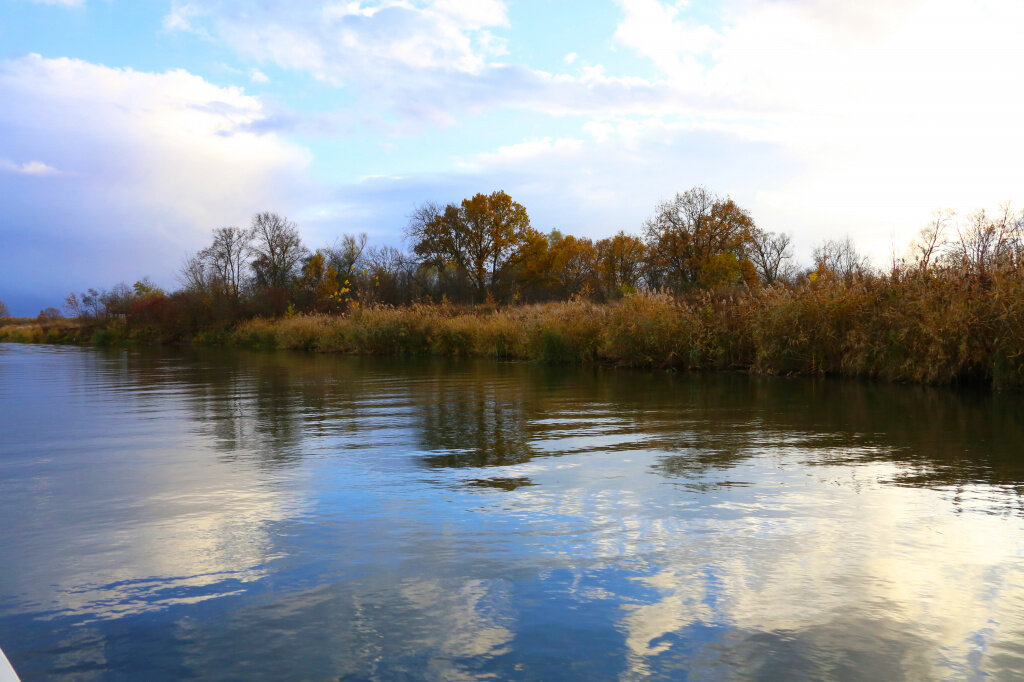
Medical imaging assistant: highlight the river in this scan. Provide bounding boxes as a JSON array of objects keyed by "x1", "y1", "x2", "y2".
[{"x1": 1, "y1": 343, "x2": 1023, "y2": 680}]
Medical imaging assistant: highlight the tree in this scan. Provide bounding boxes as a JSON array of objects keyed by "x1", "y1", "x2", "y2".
[
  {"x1": 812, "y1": 236, "x2": 870, "y2": 281},
  {"x1": 407, "y1": 191, "x2": 533, "y2": 299},
  {"x1": 65, "y1": 288, "x2": 107, "y2": 318},
  {"x1": 179, "y1": 252, "x2": 209, "y2": 292},
  {"x1": 325, "y1": 233, "x2": 368, "y2": 277},
  {"x1": 748, "y1": 227, "x2": 794, "y2": 285},
  {"x1": 200, "y1": 226, "x2": 251, "y2": 298},
  {"x1": 643, "y1": 187, "x2": 757, "y2": 291},
  {"x1": 0, "y1": 298, "x2": 9, "y2": 318},
  {"x1": 249, "y1": 212, "x2": 307, "y2": 289},
  {"x1": 364, "y1": 245, "x2": 416, "y2": 305},
  {"x1": 908, "y1": 211, "x2": 952, "y2": 273},
  {"x1": 596, "y1": 232, "x2": 646, "y2": 297},
  {"x1": 298, "y1": 250, "x2": 344, "y2": 312},
  {"x1": 548, "y1": 233, "x2": 598, "y2": 298},
  {"x1": 483, "y1": 190, "x2": 532, "y2": 283},
  {"x1": 132, "y1": 278, "x2": 163, "y2": 297},
  {"x1": 944, "y1": 205, "x2": 1023, "y2": 277}
]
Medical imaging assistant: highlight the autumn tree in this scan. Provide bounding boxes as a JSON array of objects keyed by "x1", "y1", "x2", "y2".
[
  {"x1": 407, "y1": 191, "x2": 533, "y2": 300},
  {"x1": 249, "y1": 212, "x2": 308, "y2": 289},
  {"x1": 510, "y1": 229, "x2": 555, "y2": 301},
  {"x1": 643, "y1": 187, "x2": 757, "y2": 291},
  {"x1": 298, "y1": 250, "x2": 344, "y2": 312},
  {"x1": 64, "y1": 288, "x2": 106, "y2": 318},
  {"x1": 548, "y1": 233, "x2": 599, "y2": 298},
  {"x1": 596, "y1": 232, "x2": 646, "y2": 297}
]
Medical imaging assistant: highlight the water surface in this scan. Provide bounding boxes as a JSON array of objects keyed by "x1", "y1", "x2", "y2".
[{"x1": 1, "y1": 343, "x2": 1023, "y2": 680}]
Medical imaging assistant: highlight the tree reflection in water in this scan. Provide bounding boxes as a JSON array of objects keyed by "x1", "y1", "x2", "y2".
[{"x1": 5, "y1": 345, "x2": 1024, "y2": 680}]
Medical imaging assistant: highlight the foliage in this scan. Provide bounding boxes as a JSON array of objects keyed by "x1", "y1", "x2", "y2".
[
  {"x1": 407, "y1": 190, "x2": 534, "y2": 299},
  {"x1": 643, "y1": 186, "x2": 758, "y2": 291},
  {"x1": 15, "y1": 189, "x2": 1024, "y2": 392}
]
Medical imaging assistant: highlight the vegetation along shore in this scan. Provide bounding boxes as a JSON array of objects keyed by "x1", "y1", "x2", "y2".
[{"x1": 2, "y1": 187, "x2": 1023, "y2": 390}]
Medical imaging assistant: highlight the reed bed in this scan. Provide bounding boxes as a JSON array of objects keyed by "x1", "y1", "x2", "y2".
[
  {"x1": 225, "y1": 273, "x2": 1024, "y2": 390},
  {"x1": 5, "y1": 273, "x2": 1022, "y2": 390}
]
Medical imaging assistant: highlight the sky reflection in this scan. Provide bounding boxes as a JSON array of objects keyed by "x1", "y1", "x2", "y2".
[{"x1": 1, "y1": 344, "x2": 1023, "y2": 679}]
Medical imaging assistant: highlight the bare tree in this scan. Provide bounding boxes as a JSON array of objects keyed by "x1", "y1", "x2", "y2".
[
  {"x1": 748, "y1": 227, "x2": 794, "y2": 285},
  {"x1": 945, "y1": 204, "x2": 1023, "y2": 276},
  {"x1": 813, "y1": 236, "x2": 870, "y2": 281},
  {"x1": 325, "y1": 233, "x2": 368, "y2": 276},
  {"x1": 200, "y1": 226, "x2": 251, "y2": 298},
  {"x1": 249, "y1": 212, "x2": 308, "y2": 289},
  {"x1": 909, "y1": 210, "x2": 952, "y2": 273},
  {"x1": 0, "y1": 298, "x2": 9, "y2": 318},
  {"x1": 178, "y1": 252, "x2": 209, "y2": 292}
]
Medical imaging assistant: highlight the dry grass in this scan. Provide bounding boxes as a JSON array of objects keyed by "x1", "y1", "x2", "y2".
[
  {"x1": 226, "y1": 275, "x2": 1024, "y2": 389},
  {"x1": 7, "y1": 272, "x2": 1023, "y2": 390}
]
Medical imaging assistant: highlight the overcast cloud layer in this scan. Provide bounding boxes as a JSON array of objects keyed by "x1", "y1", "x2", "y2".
[{"x1": 2, "y1": 0, "x2": 1023, "y2": 313}]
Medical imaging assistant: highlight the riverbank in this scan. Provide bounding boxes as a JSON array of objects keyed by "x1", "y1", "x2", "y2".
[{"x1": 3, "y1": 276, "x2": 1023, "y2": 390}]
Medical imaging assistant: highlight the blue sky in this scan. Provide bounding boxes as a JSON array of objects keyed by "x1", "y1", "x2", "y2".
[{"x1": 2, "y1": 0, "x2": 1023, "y2": 314}]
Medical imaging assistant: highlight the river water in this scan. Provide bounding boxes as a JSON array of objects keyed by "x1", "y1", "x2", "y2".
[{"x1": 1, "y1": 343, "x2": 1023, "y2": 680}]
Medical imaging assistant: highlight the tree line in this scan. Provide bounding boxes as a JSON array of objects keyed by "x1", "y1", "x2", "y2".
[{"x1": 33, "y1": 186, "x2": 1024, "y2": 329}]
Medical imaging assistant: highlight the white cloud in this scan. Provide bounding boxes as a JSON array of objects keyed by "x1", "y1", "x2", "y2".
[
  {"x1": 602, "y1": 0, "x2": 1024, "y2": 262},
  {"x1": 165, "y1": 1, "x2": 510, "y2": 82},
  {"x1": 327, "y1": 122, "x2": 795, "y2": 258},
  {"x1": 614, "y1": 0, "x2": 721, "y2": 79},
  {"x1": 162, "y1": 2, "x2": 196, "y2": 32},
  {"x1": 31, "y1": 0, "x2": 85, "y2": 6},
  {"x1": 430, "y1": 0, "x2": 508, "y2": 30},
  {"x1": 0, "y1": 159, "x2": 59, "y2": 175},
  {"x1": 249, "y1": 68, "x2": 270, "y2": 83},
  {"x1": 0, "y1": 54, "x2": 312, "y2": 307},
  {"x1": 471, "y1": 136, "x2": 584, "y2": 167},
  {"x1": 21, "y1": 0, "x2": 1017, "y2": 289}
]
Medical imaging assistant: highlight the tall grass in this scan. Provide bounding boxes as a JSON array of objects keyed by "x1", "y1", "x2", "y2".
[
  {"x1": 6, "y1": 269, "x2": 1023, "y2": 390},
  {"x1": 223, "y1": 271, "x2": 1023, "y2": 390}
]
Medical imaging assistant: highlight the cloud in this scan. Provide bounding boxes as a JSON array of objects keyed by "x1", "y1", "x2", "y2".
[
  {"x1": 7, "y1": 0, "x2": 1022, "y2": 314},
  {"x1": 603, "y1": 0, "x2": 1024, "y2": 260},
  {"x1": 31, "y1": 0, "x2": 85, "y2": 6},
  {"x1": 326, "y1": 120, "x2": 799, "y2": 259},
  {"x1": 0, "y1": 54, "x2": 313, "y2": 314},
  {"x1": 249, "y1": 68, "x2": 270, "y2": 84},
  {"x1": 0, "y1": 159, "x2": 60, "y2": 176},
  {"x1": 165, "y1": 1, "x2": 510, "y2": 82}
]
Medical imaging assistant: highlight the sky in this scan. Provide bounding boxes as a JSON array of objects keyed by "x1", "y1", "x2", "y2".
[{"x1": 1, "y1": 0, "x2": 1023, "y2": 315}]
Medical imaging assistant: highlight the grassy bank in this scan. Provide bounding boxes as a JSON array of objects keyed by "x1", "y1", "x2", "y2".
[{"x1": 8, "y1": 272, "x2": 1019, "y2": 390}]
